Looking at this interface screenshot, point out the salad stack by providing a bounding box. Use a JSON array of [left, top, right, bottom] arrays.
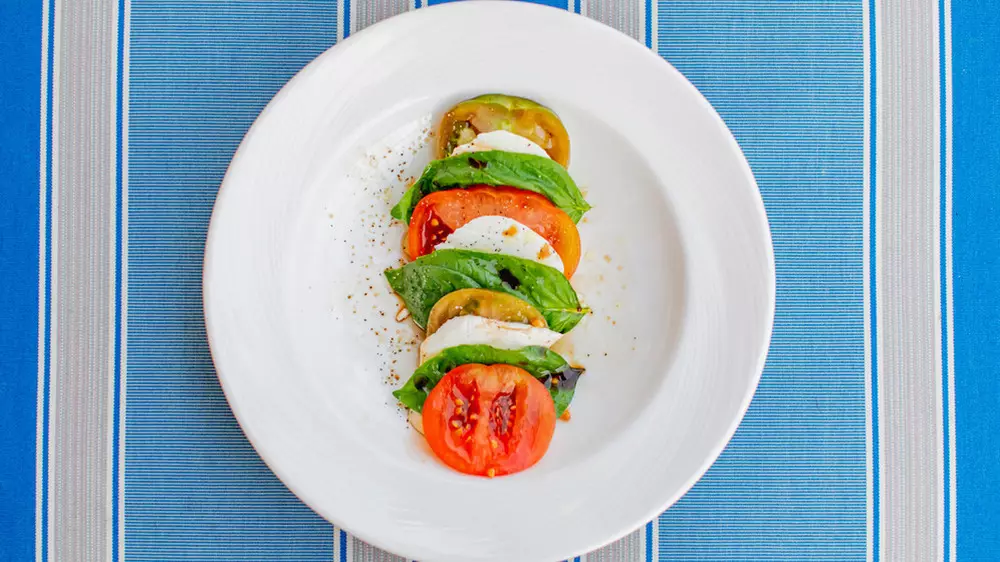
[[385, 94, 591, 478]]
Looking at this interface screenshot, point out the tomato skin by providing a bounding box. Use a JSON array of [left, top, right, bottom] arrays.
[[422, 364, 556, 477], [407, 186, 582, 278]]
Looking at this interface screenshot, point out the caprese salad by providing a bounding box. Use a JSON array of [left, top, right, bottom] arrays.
[[385, 94, 590, 478]]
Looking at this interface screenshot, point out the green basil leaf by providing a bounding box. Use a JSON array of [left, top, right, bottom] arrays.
[[392, 344, 583, 417], [384, 249, 588, 333], [390, 151, 591, 223]]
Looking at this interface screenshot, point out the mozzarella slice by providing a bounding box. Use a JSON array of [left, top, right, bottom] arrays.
[[408, 410, 424, 435], [419, 315, 563, 364], [451, 130, 550, 159], [437, 215, 565, 273]]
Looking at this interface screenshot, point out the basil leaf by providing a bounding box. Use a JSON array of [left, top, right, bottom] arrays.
[[384, 249, 588, 333], [390, 151, 591, 223], [392, 344, 583, 417]]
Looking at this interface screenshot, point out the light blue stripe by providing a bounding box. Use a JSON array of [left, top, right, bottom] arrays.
[[124, 2, 338, 559], [118, 0, 874, 559], [654, 1, 868, 559]]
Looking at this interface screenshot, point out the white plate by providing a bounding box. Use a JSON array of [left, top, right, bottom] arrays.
[[203, 2, 774, 561]]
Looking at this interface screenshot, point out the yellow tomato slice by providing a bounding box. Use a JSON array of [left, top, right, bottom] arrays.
[[425, 288, 547, 335]]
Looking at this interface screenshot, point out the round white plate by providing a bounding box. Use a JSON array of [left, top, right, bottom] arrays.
[[203, 2, 774, 561]]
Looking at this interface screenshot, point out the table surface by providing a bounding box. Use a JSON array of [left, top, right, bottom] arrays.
[[1, 0, 997, 560]]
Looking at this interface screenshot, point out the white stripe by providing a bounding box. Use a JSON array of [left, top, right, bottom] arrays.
[[861, 0, 874, 559], [333, 527, 340, 562], [48, 0, 119, 556], [877, 0, 945, 557], [933, 1, 946, 552], [47, 1, 64, 559], [638, 525, 645, 562], [943, 0, 956, 558], [337, 0, 345, 41], [638, 0, 645, 47], [36, 0, 52, 559], [349, 0, 357, 36]]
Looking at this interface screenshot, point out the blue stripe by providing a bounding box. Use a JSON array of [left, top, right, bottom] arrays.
[[938, 0, 951, 560], [867, 0, 879, 559], [340, 529, 347, 561], [644, 0, 651, 49], [344, 0, 351, 37], [654, 1, 868, 558], [644, 521, 652, 561], [113, 0, 127, 558], [952, 0, 1000, 558], [0, 1, 44, 558]]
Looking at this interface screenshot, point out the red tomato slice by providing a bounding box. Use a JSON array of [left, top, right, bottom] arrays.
[[422, 363, 556, 477], [407, 186, 582, 278]]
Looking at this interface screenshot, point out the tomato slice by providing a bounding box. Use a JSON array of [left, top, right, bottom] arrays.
[[407, 186, 582, 278], [422, 363, 556, 477], [425, 289, 547, 336], [439, 94, 571, 167]]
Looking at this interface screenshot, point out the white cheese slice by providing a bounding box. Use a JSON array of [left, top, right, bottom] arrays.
[[419, 315, 563, 365], [451, 130, 550, 159], [436, 215, 564, 273]]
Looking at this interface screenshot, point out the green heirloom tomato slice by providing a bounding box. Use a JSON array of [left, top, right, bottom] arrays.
[[438, 94, 571, 167]]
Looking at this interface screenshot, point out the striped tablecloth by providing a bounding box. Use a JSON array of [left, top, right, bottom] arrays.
[[1, 0, 996, 560]]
